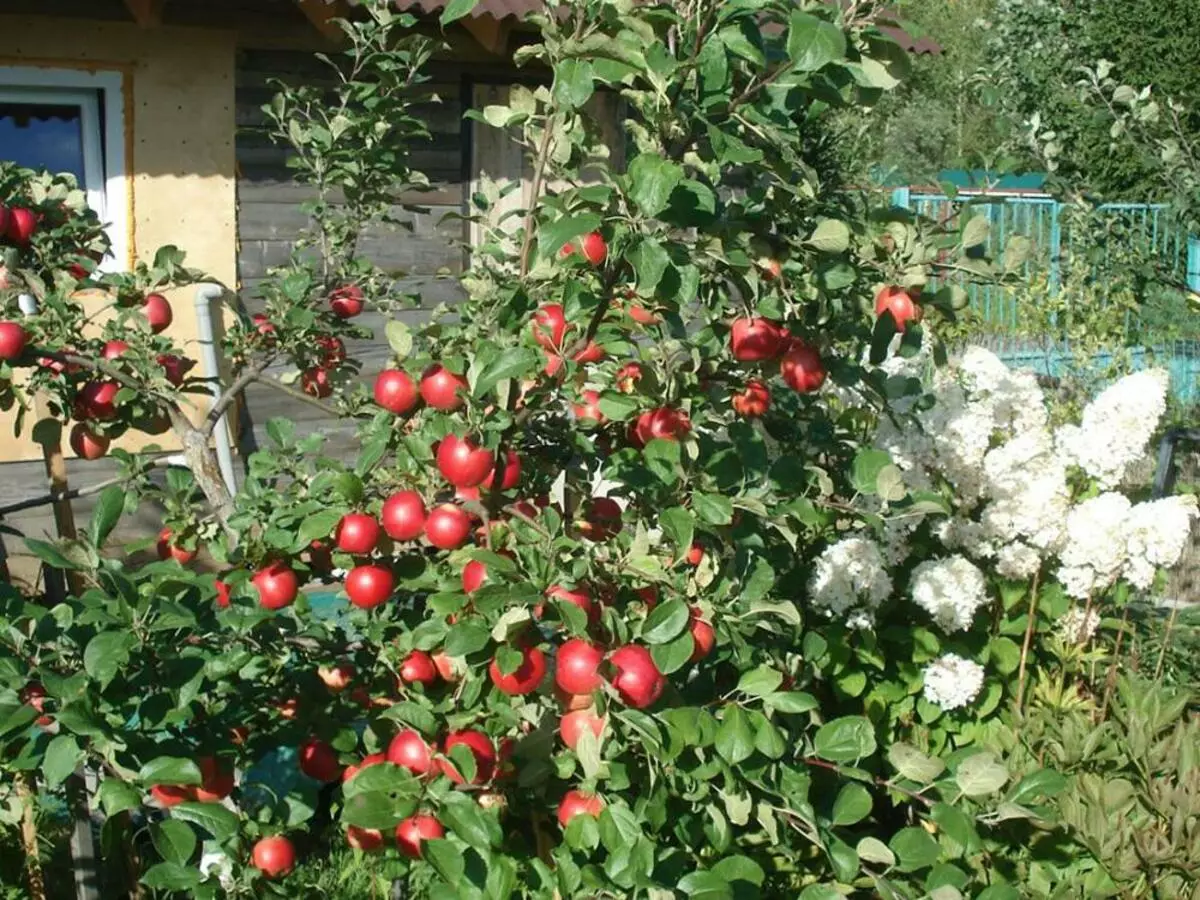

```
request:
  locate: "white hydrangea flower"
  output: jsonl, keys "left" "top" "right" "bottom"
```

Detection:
{"left": 808, "top": 536, "right": 892, "bottom": 627}
{"left": 1056, "top": 493, "right": 1132, "bottom": 599}
{"left": 1056, "top": 607, "right": 1101, "bottom": 645}
{"left": 909, "top": 555, "right": 989, "bottom": 632}
{"left": 1121, "top": 495, "right": 1199, "bottom": 590}
{"left": 980, "top": 429, "right": 1070, "bottom": 553}
{"left": 1055, "top": 369, "right": 1168, "bottom": 489}
{"left": 994, "top": 541, "right": 1042, "bottom": 580}
{"left": 922, "top": 654, "right": 986, "bottom": 711}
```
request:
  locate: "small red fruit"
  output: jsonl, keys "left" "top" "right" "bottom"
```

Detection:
{"left": 346, "top": 826, "right": 385, "bottom": 852}
{"left": 251, "top": 835, "right": 296, "bottom": 879}
{"left": 580, "top": 232, "right": 607, "bottom": 266}
{"left": 345, "top": 564, "right": 394, "bottom": 610}
{"left": 572, "top": 340, "right": 606, "bottom": 364}
{"left": 215, "top": 579, "right": 232, "bottom": 609}
{"left": 760, "top": 257, "right": 783, "bottom": 281}
{"left": 579, "top": 497, "right": 623, "bottom": 542}
{"left": 150, "top": 784, "right": 191, "bottom": 808}
{"left": 398, "top": 650, "right": 439, "bottom": 687}
{"left": 685, "top": 542, "right": 704, "bottom": 566}
{"left": 627, "top": 303, "right": 661, "bottom": 325}
{"left": 395, "top": 815, "right": 444, "bottom": 858}
{"left": 0, "top": 321, "right": 27, "bottom": 362}
{"left": 573, "top": 390, "right": 606, "bottom": 424}
{"left": 316, "top": 335, "right": 346, "bottom": 368}
{"left": 780, "top": 341, "right": 826, "bottom": 394}
{"left": 560, "top": 708, "right": 606, "bottom": 751}
{"left": 484, "top": 448, "right": 521, "bottom": 492}
{"left": 616, "top": 362, "right": 643, "bottom": 394}
{"left": 69, "top": 423, "right": 109, "bottom": 460}
{"left": 609, "top": 644, "right": 665, "bottom": 709}
{"left": 301, "top": 366, "right": 333, "bottom": 398}
{"left": 425, "top": 504, "right": 471, "bottom": 550}
{"left": 277, "top": 697, "right": 300, "bottom": 720}
{"left": 381, "top": 491, "right": 427, "bottom": 542}
{"left": 432, "top": 652, "right": 460, "bottom": 683}
{"left": 335, "top": 513, "right": 381, "bottom": 555}
{"left": 631, "top": 407, "right": 691, "bottom": 446}
{"left": 329, "top": 284, "right": 364, "bottom": 318}
{"left": 730, "top": 317, "right": 784, "bottom": 361}
{"left": 689, "top": 607, "right": 715, "bottom": 662}
{"left": 101, "top": 340, "right": 130, "bottom": 361}
{"left": 194, "top": 756, "right": 234, "bottom": 802}
{"left": 440, "top": 731, "right": 496, "bottom": 785}
{"left": 251, "top": 314, "right": 277, "bottom": 344}
{"left": 373, "top": 369, "right": 418, "bottom": 415}
{"left": 558, "top": 789, "right": 605, "bottom": 828}
{"left": 732, "top": 379, "right": 771, "bottom": 418}
{"left": 252, "top": 561, "right": 300, "bottom": 610}
{"left": 157, "top": 354, "right": 194, "bottom": 387}
{"left": 142, "top": 293, "right": 173, "bottom": 334}
{"left": 532, "top": 303, "right": 569, "bottom": 350}
{"left": 157, "top": 528, "right": 197, "bottom": 565}
{"left": 420, "top": 364, "right": 468, "bottom": 411}
{"left": 488, "top": 645, "right": 547, "bottom": 696}
{"left": 20, "top": 683, "right": 52, "bottom": 728}
{"left": 436, "top": 434, "right": 495, "bottom": 489}
{"left": 299, "top": 739, "right": 341, "bottom": 782}
{"left": 545, "top": 585, "right": 596, "bottom": 623}
{"left": 342, "top": 752, "right": 387, "bottom": 783}
{"left": 555, "top": 638, "right": 605, "bottom": 696}
{"left": 317, "top": 663, "right": 355, "bottom": 693}
{"left": 875, "top": 285, "right": 922, "bottom": 333}
{"left": 5, "top": 208, "right": 37, "bottom": 246}
{"left": 462, "top": 560, "right": 488, "bottom": 593}
{"left": 76, "top": 381, "right": 120, "bottom": 421}
{"left": 387, "top": 729, "right": 434, "bottom": 776}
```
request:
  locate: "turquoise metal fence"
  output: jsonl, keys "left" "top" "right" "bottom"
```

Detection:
{"left": 890, "top": 187, "right": 1200, "bottom": 403}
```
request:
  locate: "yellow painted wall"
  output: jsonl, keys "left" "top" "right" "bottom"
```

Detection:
{"left": 0, "top": 16, "right": 237, "bottom": 462}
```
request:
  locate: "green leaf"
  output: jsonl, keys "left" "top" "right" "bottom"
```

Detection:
{"left": 1008, "top": 768, "right": 1067, "bottom": 805}
{"left": 341, "top": 789, "right": 417, "bottom": 830}
{"left": 930, "top": 802, "right": 980, "bottom": 857}
{"left": 831, "top": 783, "right": 872, "bottom": 826}
{"left": 887, "top": 742, "right": 945, "bottom": 783}
{"left": 715, "top": 705, "right": 755, "bottom": 765}
{"left": 735, "top": 666, "right": 783, "bottom": 698}
{"left": 444, "top": 622, "right": 491, "bottom": 657}
{"left": 628, "top": 238, "right": 671, "bottom": 294}
{"left": 84, "top": 632, "right": 136, "bottom": 690}
{"left": 24, "top": 538, "right": 86, "bottom": 571}
{"left": 987, "top": 637, "right": 1021, "bottom": 675}
{"left": 627, "top": 156, "right": 684, "bottom": 218}
{"left": 171, "top": 802, "right": 240, "bottom": 841}
{"left": 693, "top": 493, "right": 733, "bottom": 526}
{"left": 553, "top": 59, "right": 595, "bottom": 109}
{"left": 140, "top": 862, "right": 201, "bottom": 892}
{"left": 137, "top": 757, "right": 202, "bottom": 787}
{"left": 798, "top": 887, "right": 842, "bottom": 900}
{"left": 642, "top": 438, "right": 681, "bottom": 484}
{"left": 813, "top": 716, "right": 876, "bottom": 763}
{"left": 473, "top": 348, "right": 539, "bottom": 399}
{"left": 641, "top": 598, "right": 689, "bottom": 645}
{"left": 424, "top": 838, "right": 465, "bottom": 884}
{"left": 678, "top": 871, "right": 733, "bottom": 900}
{"left": 806, "top": 218, "right": 850, "bottom": 253}
{"left": 787, "top": 12, "right": 846, "bottom": 71}
{"left": 889, "top": 826, "right": 942, "bottom": 872}
{"left": 439, "top": 0, "right": 480, "bottom": 25}
{"left": 658, "top": 506, "right": 694, "bottom": 553}
{"left": 710, "top": 855, "right": 765, "bottom": 887}
{"left": 961, "top": 214, "right": 990, "bottom": 249}
{"left": 857, "top": 836, "right": 896, "bottom": 867}
{"left": 596, "top": 393, "right": 640, "bottom": 422}
{"left": 766, "top": 692, "right": 818, "bottom": 714}
{"left": 440, "top": 791, "right": 499, "bottom": 850}
{"left": 151, "top": 819, "right": 196, "bottom": 866}
{"left": 651, "top": 630, "right": 695, "bottom": 675}
{"left": 97, "top": 779, "right": 142, "bottom": 816}
{"left": 538, "top": 214, "right": 602, "bottom": 262}
{"left": 88, "top": 485, "right": 125, "bottom": 548}
{"left": 297, "top": 510, "right": 343, "bottom": 548}
{"left": 385, "top": 320, "right": 413, "bottom": 359}
{"left": 42, "top": 734, "right": 83, "bottom": 788}
{"left": 851, "top": 448, "right": 892, "bottom": 496}
{"left": 955, "top": 753, "right": 1009, "bottom": 797}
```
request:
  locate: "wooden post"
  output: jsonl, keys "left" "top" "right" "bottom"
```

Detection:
{"left": 17, "top": 773, "right": 47, "bottom": 900}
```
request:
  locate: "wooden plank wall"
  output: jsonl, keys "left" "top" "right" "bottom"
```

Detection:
{"left": 232, "top": 49, "right": 469, "bottom": 450}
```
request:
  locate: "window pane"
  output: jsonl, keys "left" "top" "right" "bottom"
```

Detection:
{"left": 0, "top": 102, "right": 86, "bottom": 183}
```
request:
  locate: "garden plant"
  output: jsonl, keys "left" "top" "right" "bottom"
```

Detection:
{"left": 0, "top": 1, "right": 1196, "bottom": 898}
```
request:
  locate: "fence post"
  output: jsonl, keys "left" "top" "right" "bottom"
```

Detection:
{"left": 890, "top": 186, "right": 911, "bottom": 209}
{"left": 1049, "top": 202, "right": 1063, "bottom": 293}
{"left": 1187, "top": 236, "right": 1200, "bottom": 295}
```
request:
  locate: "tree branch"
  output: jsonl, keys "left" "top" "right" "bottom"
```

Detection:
{"left": 518, "top": 115, "right": 559, "bottom": 280}
{"left": 252, "top": 375, "right": 345, "bottom": 418}
{"left": 203, "top": 358, "right": 271, "bottom": 438}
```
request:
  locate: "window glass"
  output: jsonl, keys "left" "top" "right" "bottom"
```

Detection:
{"left": 0, "top": 101, "right": 86, "bottom": 182}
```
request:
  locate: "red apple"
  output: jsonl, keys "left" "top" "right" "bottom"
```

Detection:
{"left": 19, "top": 683, "right": 53, "bottom": 728}
{"left": 381, "top": 491, "right": 427, "bottom": 542}
{"left": 329, "top": 284, "right": 364, "bottom": 319}
{"left": 580, "top": 232, "right": 607, "bottom": 266}
{"left": 4, "top": 207, "right": 36, "bottom": 246}
{"left": 780, "top": 341, "right": 826, "bottom": 393}
{"left": 157, "top": 354, "right": 194, "bottom": 387}
{"left": 395, "top": 814, "right": 443, "bottom": 858}
{"left": 572, "top": 340, "right": 606, "bottom": 364}
{"left": 875, "top": 285, "right": 921, "bottom": 333}
{"left": 432, "top": 652, "right": 460, "bottom": 683}
{"left": 342, "top": 752, "right": 387, "bottom": 783}
{"left": 532, "top": 303, "right": 569, "bottom": 350}
{"left": 616, "top": 363, "right": 642, "bottom": 394}
{"left": 214, "top": 579, "right": 232, "bottom": 609}
{"left": 298, "top": 739, "right": 341, "bottom": 782}
{"left": 251, "top": 314, "right": 277, "bottom": 345}
{"left": 252, "top": 561, "right": 299, "bottom": 610}
{"left": 685, "top": 542, "right": 704, "bottom": 566}
{"left": 345, "top": 564, "right": 394, "bottom": 610}
{"left": 194, "top": 756, "right": 234, "bottom": 802}
{"left": 335, "top": 512, "right": 381, "bottom": 555}
{"left": 483, "top": 449, "right": 521, "bottom": 492}
{"left": 558, "top": 789, "right": 604, "bottom": 828}
{"left": 488, "top": 645, "right": 547, "bottom": 696}
{"left": 609, "top": 644, "right": 665, "bottom": 709}
{"left": 150, "top": 784, "right": 192, "bottom": 808}
{"left": 573, "top": 390, "right": 606, "bottom": 424}
{"left": 730, "top": 317, "right": 784, "bottom": 361}
{"left": 373, "top": 369, "right": 418, "bottom": 415}
{"left": 555, "top": 638, "right": 605, "bottom": 696}
{"left": 398, "top": 650, "right": 439, "bottom": 687}
{"left": 0, "top": 322, "right": 27, "bottom": 363}
{"left": 156, "top": 528, "right": 197, "bottom": 565}
{"left": 688, "top": 607, "right": 715, "bottom": 662}
{"left": 630, "top": 407, "right": 691, "bottom": 446}
{"left": 436, "top": 434, "right": 495, "bottom": 489}
{"left": 386, "top": 729, "right": 433, "bottom": 776}
{"left": 439, "top": 730, "right": 496, "bottom": 785}
{"left": 76, "top": 381, "right": 120, "bottom": 421}
{"left": 420, "top": 364, "right": 468, "bottom": 411}
{"left": 462, "top": 560, "right": 488, "bottom": 594}
{"left": 760, "top": 257, "right": 783, "bottom": 281}
{"left": 579, "top": 497, "right": 622, "bottom": 542}
{"left": 142, "top": 293, "right": 173, "bottom": 334}
{"left": 732, "top": 379, "right": 771, "bottom": 418}
{"left": 346, "top": 825, "right": 385, "bottom": 852}
{"left": 316, "top": 335, "right": 346, "bottom": 368}
{"left": 545, "top": 585, "right": 596, "bottom": 623}
{"left": 69, "top": 423, "right": 109, "bottom": 460}
{"left": 101, "top": 340, "right": 129, "bottom": 361}
{"left": 251, "top": 836, "right": 295, "bottom": 879}
{"left": 425, "top": 504, "right": 471, "bottom": 550}
{"left": 317, "top": 663, "right": 355, "bottom": 693}
{"left": 301, "top": 366, "right": 333, "bottom": 398}
{"left": 560, "top": 708, "right": 606, "bottom": 751}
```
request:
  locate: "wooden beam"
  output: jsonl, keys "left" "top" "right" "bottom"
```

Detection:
{"left": 461, "top": 15, "right": 511, "bottom": 57}
{"left": 295, "top": 0, "right": 351, "bottom": 41}
{"left": 123, "top": 0, "right": 163, "bottom": 28}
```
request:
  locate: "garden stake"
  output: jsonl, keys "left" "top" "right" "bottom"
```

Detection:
{"left": 17, "top": 772, "right": 46, "bottom": 900}
{"left": 1015, "top": 570, "right": 1042, "bottom": 716}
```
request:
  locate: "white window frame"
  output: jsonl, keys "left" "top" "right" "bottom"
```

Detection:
{"left": 0, "top": 66, "right": 129, "bottom": 272}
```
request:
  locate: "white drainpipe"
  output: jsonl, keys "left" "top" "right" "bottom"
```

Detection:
{"left": 194, "top": 284, "right": 238, "bottom": 495}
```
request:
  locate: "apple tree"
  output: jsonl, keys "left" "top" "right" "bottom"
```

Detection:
{"left": 0, "top": 2, "right": 1058, "bottom": 898}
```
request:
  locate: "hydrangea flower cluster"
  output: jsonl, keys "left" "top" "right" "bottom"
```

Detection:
{"left": 922, "top": 653, "right": 986, "bottom": 711}
{"left": 807, "top": 536, "right": 892, "bottom": 629}
{"left": 1056, "top": 607, "right": 1101, "bottom": 645}
{"left": 909, "top": 555, "right": 989, "bottom": 632}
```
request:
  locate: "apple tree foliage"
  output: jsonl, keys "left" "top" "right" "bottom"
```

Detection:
{"left": 0, "top": 1, "right": 1065, "bottom": 897}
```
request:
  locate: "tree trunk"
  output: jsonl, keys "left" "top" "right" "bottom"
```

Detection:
{"left": 177, "top": 427, "right": 237, "bottom": 544}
